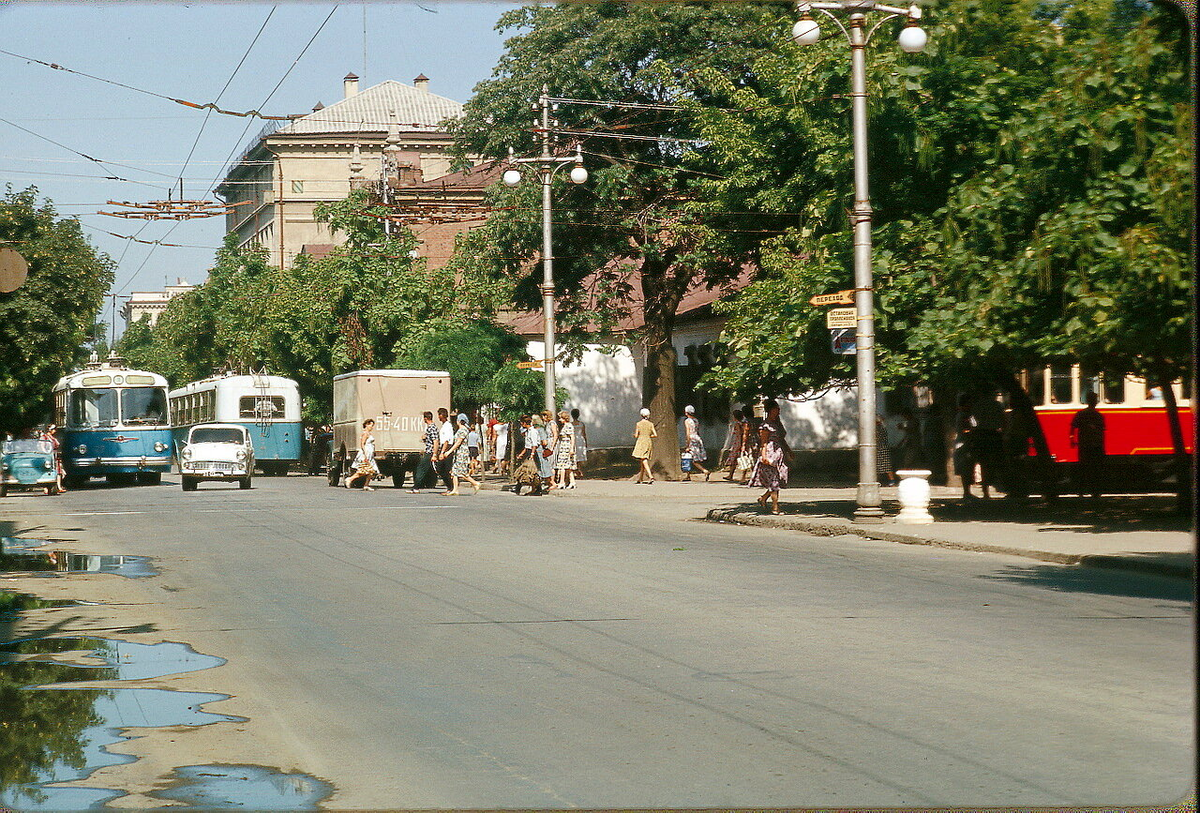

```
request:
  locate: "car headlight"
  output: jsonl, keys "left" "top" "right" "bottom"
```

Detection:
{"left": 236, "top": 449, "right": 248, "bottom": 461}
{"left": 77, "top": 444, "right": 88, "bottom": 455}
{"left": 154, "top": 442, "right": 167, "bottom": 452}
{"left": 41, "top": 458, "right": 53, "bottom": 470}
{"left": 182, "top": 447, "right": 193, "bottom": 460}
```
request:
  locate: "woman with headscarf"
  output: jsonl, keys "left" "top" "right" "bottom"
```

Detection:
{"left": 510, "top": 415, "right": 543, "bottom": 496}
{"left": 749, "top": 399, "right": 790, "bottom": 514}
{"left": 531, "top": 413, "right": 555, "bottom": 489}
{"left": 681, "top": 404, "right": 710, "bottom": 481}
{"left": 443, "top": 413, "right": 482, "bottom": 495}
{"left": 632, "top": 407, "right": 656, "bottom": 484}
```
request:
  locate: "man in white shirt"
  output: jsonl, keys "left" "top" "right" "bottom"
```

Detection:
{"left": 434, "top": 407, "right": 455, "bottom": 491}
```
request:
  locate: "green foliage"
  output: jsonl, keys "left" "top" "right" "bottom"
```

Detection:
{"left": 700, "top": 0, "right": 1193, "bottom": 396}
{"left": 0, "top": 187, "right": 114, "bottom": 431}
{"left": 395, "top": 320, "right": 555, "bottom": 413}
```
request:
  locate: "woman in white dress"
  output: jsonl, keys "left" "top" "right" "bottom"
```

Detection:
{"left": 345, "top": 419, "right": 378, "bottom": 491}
{"left": 570, "top": 408, "right": 588, "bottom": 478}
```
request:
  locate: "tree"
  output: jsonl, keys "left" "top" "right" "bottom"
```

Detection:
{"left": 451, "top": 1, "right": 793, "bottom": 478}
{"left": 697, "top": 0, "right": 1192, "bottom": 490}
{"left": 0, "top": 187, "right": 113, "bottom": 431}
{"left": 395, "top": 320, "right": 551, "bottom": 414}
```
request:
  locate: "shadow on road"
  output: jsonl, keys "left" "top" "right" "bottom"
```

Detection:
{"left": 977, "top": 562, "right": 1195, "bottom": 602}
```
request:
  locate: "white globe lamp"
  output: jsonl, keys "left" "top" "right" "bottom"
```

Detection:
{"left": 569, "top": 165, "right": 588, "bottom": 185}
{"left": 792, "top": 17, "right": 821, "bottom": 45}
{"left": 898, "top": 25, "right": 928, "bottom": 53}
{"left": 502, "top": 168, "right": 522, "bottom": 187}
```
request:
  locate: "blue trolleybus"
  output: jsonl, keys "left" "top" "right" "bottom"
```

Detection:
{"left": 52, "top": 356, "right": 173, "bottom": 485}
{"left": 169, "top": 373, "right": 302, "bottom": 475}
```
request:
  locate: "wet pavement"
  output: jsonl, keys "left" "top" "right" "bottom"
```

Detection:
{"left": 2, "top": 536, "right": 157, "bottom": 578}
{"left": 150, "top": 764, "right": 334, "bottom": 809}
{"left": 0, "top": 628, "right": 329, "bottom": 809}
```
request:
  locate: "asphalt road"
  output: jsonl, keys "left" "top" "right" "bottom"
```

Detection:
{"left": 5, "top": 474, "right": 1194, "bottom": 808}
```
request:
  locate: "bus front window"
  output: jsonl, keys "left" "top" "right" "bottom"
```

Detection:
{"left": 121, "top": 387, "right": 168, "bottom": 425}
{"left": 70, "top": 388, "right": 118, "bottom": 427}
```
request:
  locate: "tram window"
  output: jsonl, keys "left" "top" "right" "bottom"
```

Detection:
{"left": 1181, "top": 377, "right": 1193, "bottom": 401}
{"left": 1026, "top": 368, "right": 1046, "bottom": 405}
{"left": 240, "top": 395, "right": 284, "bottom": 419}
{"left": 1145, "top": 383, "right": 1165, "bottom": 401}
{"left": 1102, "top": 376, "right": 1125, "bottom": 404}
{"left": 1049, "top": 364, "right": 1074, "bottom": 404}
{"left": 121, "top": 387, "right": 167, "bottom": 425}
{"left": 71, "top": 388, "right": 118, "bottom": 427}
{"left": 1081, "top": 372, "right": 1101, "bottom": 401}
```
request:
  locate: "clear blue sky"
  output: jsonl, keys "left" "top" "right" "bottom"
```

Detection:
{"left": 0, "top": 1, "right": 516, "bottom": 332}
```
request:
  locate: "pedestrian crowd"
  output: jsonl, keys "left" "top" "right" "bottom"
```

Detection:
{"left": 313, "top": 388, "right": 1111, "bottom": 507}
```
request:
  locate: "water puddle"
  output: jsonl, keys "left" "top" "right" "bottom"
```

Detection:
{"left": 0, "top": 637, "right": 238, "bottom": 810}
{"left": 151, "top": 764, "right": 335, "bottom": 809}
{"left": 0, "top": 591, "right": 87, "bottom": 620}
{"left": 1, "top": 547, "right": 157, "bottom": 578}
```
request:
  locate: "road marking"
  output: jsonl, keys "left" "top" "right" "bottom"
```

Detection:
{"left": 61, "top": 511, "right": 148, "bottom": 516}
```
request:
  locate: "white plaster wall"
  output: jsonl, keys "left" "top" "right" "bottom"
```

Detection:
{"left": 526, "top": 340, "right": 643, "bottom": 448}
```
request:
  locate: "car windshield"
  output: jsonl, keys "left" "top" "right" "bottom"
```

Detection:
{"left": 70, "top": 388, "right": 118, "bottom": 427}
{"left": 190, "top": 427, "right": 245, "bottom": 445}
{"left": 121, "top": 387, "right": 168, "bottom": 425}
{"left": 3, "top": 440, "right": 52, "bottom": 455}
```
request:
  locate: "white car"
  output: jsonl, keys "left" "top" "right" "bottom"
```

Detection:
{"left": 179, "top": 423, "right": 254, "bottom": 491}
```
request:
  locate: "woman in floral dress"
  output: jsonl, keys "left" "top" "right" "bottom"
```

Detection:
{"left": 749, "top": 399, "right": 790, "bottom": 514}
{"left": 445, "top": 413, "right": 481, "bottom": 495}
{"left": 552, "top": 410, "right": 576, "bottom": 490}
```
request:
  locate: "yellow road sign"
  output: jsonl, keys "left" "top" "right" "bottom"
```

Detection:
{"left": 515, "top": 360, "right": 545, "bottom": 369}
{"left": 810, "top": 290, "right": 855, "bottom": 306}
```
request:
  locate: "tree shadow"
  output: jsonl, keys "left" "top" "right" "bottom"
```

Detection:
{"left": 977, "top": 561, "right": 1195, "bottom": 602}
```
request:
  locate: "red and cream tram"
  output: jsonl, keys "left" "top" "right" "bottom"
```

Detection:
{"left": 1021, "top": 364, "right": 1193, "bottom": 465}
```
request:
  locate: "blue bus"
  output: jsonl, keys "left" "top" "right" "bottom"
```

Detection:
{"left": 52, "top": 356, "right": 173, "bottom": 485}
{"left": 169, "top": 373, "right": 302, "bottom": 475}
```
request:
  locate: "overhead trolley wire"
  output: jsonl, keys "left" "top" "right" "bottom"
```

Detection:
{"left": 175, "top": 6, "right": 278, "bottom": 193}
{"left": 111, "top": 4, "right": 338, "bottom": 296}
{"left": 0, "top": 46, "right": 293, "bottom": 121}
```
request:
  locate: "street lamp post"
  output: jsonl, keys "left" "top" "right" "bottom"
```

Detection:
{"left": 503, "top": 86, "right": 588, "bottom": 416}
{"left": 793, "top": 0, "right": 927, "bottom": 522}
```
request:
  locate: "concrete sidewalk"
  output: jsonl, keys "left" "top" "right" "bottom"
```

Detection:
{"left": 501, "top": 474, "right": 1196, "bottom": 580}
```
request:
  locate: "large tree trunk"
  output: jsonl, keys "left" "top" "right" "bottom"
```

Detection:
{"left": 1156, "top": 373, "right": 1193, "bottom": 514}
{"left": 640, "top": 260, "right": 689, "bottom": 481}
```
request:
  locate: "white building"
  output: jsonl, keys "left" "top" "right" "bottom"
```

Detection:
{"left": 121, "top": 277, "right": 196, "bottom": 327}
{"left": 501, "top": 267, "right": 858, "bottom": 455}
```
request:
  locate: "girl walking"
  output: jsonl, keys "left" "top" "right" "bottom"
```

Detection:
{"left": 749, "top": 400, "right": 790, "bottom": 514}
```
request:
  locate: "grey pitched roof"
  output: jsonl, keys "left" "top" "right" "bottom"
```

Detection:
{"left": 276, "top": 79, "right": 462, "bottom": 135}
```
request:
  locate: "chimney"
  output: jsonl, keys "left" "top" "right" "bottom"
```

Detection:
{"left": 343, "top": 73, "right": 359, "bottom": 99}
{"left": 414, "top": 73, "right": 429, "bottom": 93}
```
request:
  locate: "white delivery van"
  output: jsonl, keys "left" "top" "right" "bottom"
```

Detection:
{"left": 330, "top": 370, "right": 450, "bottom": 487}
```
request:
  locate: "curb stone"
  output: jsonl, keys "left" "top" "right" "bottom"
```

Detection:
{"left": 705, "top": 507, "right": 1195, "bottom": 580}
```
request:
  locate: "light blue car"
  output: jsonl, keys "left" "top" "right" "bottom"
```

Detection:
{"left": 1, "top": 439, "right": 60, "bottom": 497}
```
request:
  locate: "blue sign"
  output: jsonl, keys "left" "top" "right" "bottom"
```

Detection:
{"left": 831, "top": 328, "right": 856, "bottom": 355}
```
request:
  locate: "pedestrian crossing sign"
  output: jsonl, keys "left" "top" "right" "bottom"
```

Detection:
{"left": 830, "top": 328, "right": 856, "bottom": 355}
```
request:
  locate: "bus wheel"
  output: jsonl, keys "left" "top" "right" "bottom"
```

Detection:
{"left": 137, "top": 472, "right": 162, "bottom": 485}
{"left": 239, "top": 476, "right": 252, "bottom": 490}
{"left": 1, "top": 482, "right": 8, "bottom": 498}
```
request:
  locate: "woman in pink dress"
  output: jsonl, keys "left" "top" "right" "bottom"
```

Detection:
{"left": 749, "top": 399, "right": 790, "bottom": 514}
